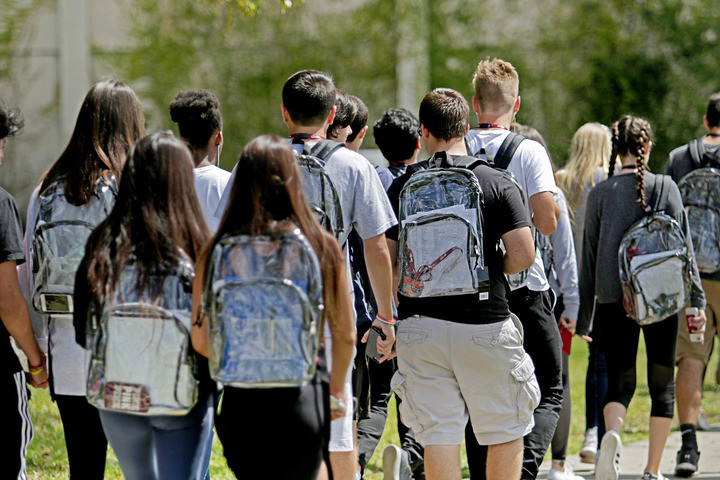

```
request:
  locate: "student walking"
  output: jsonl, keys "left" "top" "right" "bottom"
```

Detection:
{"left": 191, "top": 134, "right": 356, "bottom": 479}
{"left": 0, "top": 99, "right": 49, "bottom": 480}
{"left": 18, "top": 78, "right": 145, "bottom": 480}
{"left": 555, "top": 123, "right": 612, "bottom": 463}
{"left": 72, "top": 132, "right": 214, "bottom": 480}
{"left": 577, "top": 115, "right": 706, "bottom": 480}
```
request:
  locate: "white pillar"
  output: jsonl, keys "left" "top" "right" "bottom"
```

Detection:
{"left": 57, "top": 0, "right": 90, "bottom": 142}
{"left": 395, "top": 0, "right": 430, "bottom": 114}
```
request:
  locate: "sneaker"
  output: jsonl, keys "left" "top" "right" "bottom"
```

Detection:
{"left": 640, "top": 472, "right": 668, "bottom": 480}
{"left": 547, "top": 464, "right": 584, "bottom": 480}
{"left": 697, "top": 410, "right": 711, "bottom": 432}
{"left": 675, "top": 443, "right": 700, "bottom": 477}
{"left": 595, "top": 430, "right": 621, "bottom": 480}
{"left": 579, "top": 427, "right": 598, "bottom": 464}
{"left": 383, "top": 445, "right": 413, "bottom": 480}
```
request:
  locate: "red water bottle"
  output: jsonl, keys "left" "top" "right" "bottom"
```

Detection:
{"left": 686, "top": 307, "right": 703, "bottom": 344}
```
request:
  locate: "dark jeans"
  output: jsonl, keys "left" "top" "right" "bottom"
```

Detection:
{"left": 585, "top": 319, "right": 608, "bottom": 440}
{"left": 465, "top": 288, "right": 563, "bottom": 479}
{"left": 55, "top": 394, "right": 108, "bottom": 480}
{"left": 355, "top": 322, "right": 425, "bottom": 479}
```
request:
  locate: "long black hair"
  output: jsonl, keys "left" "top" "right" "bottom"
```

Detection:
{"left": 41, "top": 78, "right": 145, "bottom": 205}
{"left": 84, "top": 132, "right": 209, "bottom": 300}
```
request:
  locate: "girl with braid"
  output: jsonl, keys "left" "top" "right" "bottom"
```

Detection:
{"left": 576, "top": 115, "right": 706, "bottom": 480}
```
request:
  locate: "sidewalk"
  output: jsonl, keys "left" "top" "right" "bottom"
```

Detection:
{"left": 537, "top": 425, "right": 720, "bottom": 479}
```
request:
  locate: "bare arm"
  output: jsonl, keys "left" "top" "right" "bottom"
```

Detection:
{"left": 0, "top": 261, "right": 48, "bottom": 387}
{"left": 501, "top": 226, "right": 535, "bottom": 275}
{"left": 529, "top": 191, "right": 560, "bottom": 236}
{"left": 362, "top": 233, "right": 396, "bottom": 359}
{"left": 190, "top": 270, "right": 209, "bottom": 358}
{"left": 386, "top": 238, "right": 399, "bottom": 306}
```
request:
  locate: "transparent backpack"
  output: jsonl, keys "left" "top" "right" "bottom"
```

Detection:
{"left": 398, "top": 153, "right": 489, "bottom": 299}
{"left": 203, "top": 229, "right": 323, "bottom": 388}
{"left": 32, "top": 175, "right": 117, "bottom": 314}
{"left": 501, "top": 171, "right": 533, "bottom": 290}
{"left": 618, "top": 177, "right": 693, "bottom": 325}
{"left": 677, "top": 168, "right": 720, "bottom": 274}
{"left": 86, "top": 252, "right": 198, "bottom": 415}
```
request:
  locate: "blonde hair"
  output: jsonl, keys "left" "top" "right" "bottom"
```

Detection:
{"left": 472, "top": 58, "right": 519, "bottom": 114}
{"left": 555, "top": 123, "right": 611, "bottom": 212}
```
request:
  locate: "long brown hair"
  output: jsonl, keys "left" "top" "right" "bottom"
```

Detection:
{"left": 84, "top": 132, "right": 209, "bottom": 300}
{"left": 197, "top": 134, "right": 343, "bottom": 328}
{"left": 608, "top": 115, "right": 653, "bottom": 206}
{"left": 41, "top": 78, "right": 145, "bottom": 205}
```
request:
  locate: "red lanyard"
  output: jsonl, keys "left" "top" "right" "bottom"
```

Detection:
{"left": 289, "top": 133, "right": 325, "bottom": 141}
{"left": 475, "top": 123, "right": 509, "bottom": 130}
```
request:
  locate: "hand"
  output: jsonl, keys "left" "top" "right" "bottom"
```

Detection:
{"left": 688, "top": 309, "right": 707, "bottom": 334}
{"left": 361, "top": 319, "right": 396, "bottom": 363}
{"left": 558, "top": 316, "right": 577, "bottom": 332}
{"left": 27, "top": 367, "right": 49, "bottom": 389}
{"left": 577, "top": 334, "right": 592, "bottom": 343}
{"left": 329, "top": 391, "right": 347, "bottom": 421}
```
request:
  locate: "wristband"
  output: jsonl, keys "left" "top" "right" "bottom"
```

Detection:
{"left": 375, "top": 314, "right": 396, "bottom": 326}
{"left": 29, "top": 355, "right": 46, "bottom": 374}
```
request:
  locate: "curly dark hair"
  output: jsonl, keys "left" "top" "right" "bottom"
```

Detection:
{"left": 169, "top": 89, "right": 222, "bottom": 150}
{"left": 373, "top": 108, "right": 420, "bottom": 164}
{"left": 0, "top": 100, "right": 24, "bottom": 140}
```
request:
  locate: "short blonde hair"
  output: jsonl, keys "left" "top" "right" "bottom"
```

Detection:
{"left": 472, "top": 58, "right": 519, "bottom": 114}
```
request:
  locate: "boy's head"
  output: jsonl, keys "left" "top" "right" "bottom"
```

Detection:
{"left": 346, "top": 95, "right": 368, "bottom": 143}
{"left": 282, "top": 70, "right": 337, "bottom": 127}
{"left": 706, "top": 92, "right": 720, "bottom": 128}
{"left": 327, "top": 90, "right": 357, "bottom": 141}
{"left": 0, "top": 100, "right": 24, "bottom": 165}
{"left": 472, "top": 58, "right": 519, "bottom": 115}
{"left": 419, "top": 88, "right": 469, "bottom": 141}
{"left": 373, "top": 108, "right": 420, "bottom": 164}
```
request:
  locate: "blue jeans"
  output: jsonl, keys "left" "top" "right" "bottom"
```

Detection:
{"left": 99, "top": 394, "right": 214, "bottom": 480}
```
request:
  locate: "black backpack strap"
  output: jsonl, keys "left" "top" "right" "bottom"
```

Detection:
{"left": 688, "top": 139, "right": 705, "bottom": 168}
{"left": 431, "top": 152, "right": 489, "bottom": 171}
{"left": 644, "top": 175, "right": 664, "bottom": 215}
{"left": 453, "top": 155, "right": 489, "bottom": 172}
{"left": 492, "top": 132, "right": 525, "bottom": 170}
{"left": 309, "top": 139, "right": 345, "bottom": 162}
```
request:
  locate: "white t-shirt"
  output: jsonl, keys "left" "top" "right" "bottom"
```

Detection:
{"left": 466, "top": 129, "right": 558, "bottom": 292}
{"left": 194, "top": 165, "right": 231, "bottom": 232}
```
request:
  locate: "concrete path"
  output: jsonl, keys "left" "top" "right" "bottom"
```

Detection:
{"left": 537, "top": 425, "right": 720, "bottom": 479}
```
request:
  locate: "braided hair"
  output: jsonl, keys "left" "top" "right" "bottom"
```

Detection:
{"left": 608, "top": 115, "right": 653, "bottom": 206}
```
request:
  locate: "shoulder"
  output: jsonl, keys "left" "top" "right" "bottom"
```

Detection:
{"left": 669, "top": 143, "right": 691, "bottom": 160}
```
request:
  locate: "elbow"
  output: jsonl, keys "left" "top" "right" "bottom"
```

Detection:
{"left": 534, "top": 216, "right": 558, "bottom": 236}
{"left": 504, "top": 249, "right": 535, "bottom": 275}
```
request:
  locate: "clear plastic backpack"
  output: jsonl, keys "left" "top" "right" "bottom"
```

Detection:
{"left": 398, "top": 153, "right": 489, "bottom": 299}
{"left": 618, "top": 177, "right": 693, "bottom": 325}
{"left": 86, "top": 252, "right": 198, "bottom": 415}
{"left": 202, "top": 229, "right": 323, "bottom": 388}
{"left": 677, "top": 168, "right": 720, "bottom": 274}
{"left": 501, "top": 171, "right": 533, "bottom": 290}
{"left": 293, "top": 138, "right": 346, "bottom": 245}
{"left": 32, "top": 175, "right": 117, "bottom": 314}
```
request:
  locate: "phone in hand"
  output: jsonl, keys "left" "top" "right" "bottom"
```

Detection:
{"left": 365, "top": 325, "right": 387, "bottom": 363}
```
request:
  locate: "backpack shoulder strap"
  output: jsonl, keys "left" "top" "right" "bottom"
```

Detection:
{"left": 688, "top": 139, "right": 705, "bottom": 168}
{"left": 309, "top": 139, "right": 345, "bottom": 162}
{"left": 492, "top": 132, "right": 526, "bottom": 170}
{"left": 453, "top": 155, "right": 490, "bottom": 172}
{"left": 645, "top": 175, "right": 665, "bottom": 214}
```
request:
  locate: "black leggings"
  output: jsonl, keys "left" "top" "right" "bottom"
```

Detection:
{"left": 597, "top": 302, "right": 678, "bottom": 419}
{"left": 55, "top": 394, "right": 108, "bottom": 480}
{"left": 215, "top": 374, "right": 328, "bottom": 480}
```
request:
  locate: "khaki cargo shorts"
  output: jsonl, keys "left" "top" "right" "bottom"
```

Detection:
{"left": 392, "top": 315, "right": 540, "bottom": 446}
{"left": 677, "top": 278, "right": 719, "bottom": 364}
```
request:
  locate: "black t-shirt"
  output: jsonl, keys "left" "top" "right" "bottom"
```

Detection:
{"left": 387, "top": 154, "right": 530, "bottom": 324}
{"left": 0, "top": 188, "right": 28, "bottom": 376}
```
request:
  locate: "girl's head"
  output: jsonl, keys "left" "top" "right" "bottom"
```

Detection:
{"left": 169, "top": 89, "right": 223, "bottom": 165}
{"left": 42, "top": 78, "right": 145, "bottom": 204}
{"left": 86, "top": 132, "right": 209, "bottom": 299}
{"left": 218, "top": 134, "right": 316, "bottom": 237}
{"left": 556, "top": 122, "right": 612, "bottom": 211}
{"left": 608, "top": 115, "right": 653, "bottom": 205}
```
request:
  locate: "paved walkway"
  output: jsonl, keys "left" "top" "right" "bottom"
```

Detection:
{"left": 537, "top": 425, "right": 720, "bottom": 479}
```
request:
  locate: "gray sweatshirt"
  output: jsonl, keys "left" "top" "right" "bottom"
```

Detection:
{"left": 577, "top": 171, "right": 705, "bottom": 335}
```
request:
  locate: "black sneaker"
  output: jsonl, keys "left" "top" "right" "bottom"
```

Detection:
{"left": 675, "top": 444, "right": 700, "bottom": 477}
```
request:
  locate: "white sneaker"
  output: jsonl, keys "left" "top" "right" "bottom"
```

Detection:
{"left": 579, "top": 427, "right": 598, "bottom": 464}
{"left": 640, "top": 472, "right": 668, "bottom": 480}
{"left": 595, "top": 430, "right": 622, "bottom": 480}
{"left": 547, "top": 464, "right": 584, "bottom": 480}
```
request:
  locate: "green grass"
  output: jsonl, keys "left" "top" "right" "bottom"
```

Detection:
{"left": 26, "top": 336, "right": 720, "bottom": 479}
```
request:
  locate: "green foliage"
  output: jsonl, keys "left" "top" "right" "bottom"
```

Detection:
{"left": 0, "top": 0, "right": 53, "bottom": 78}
